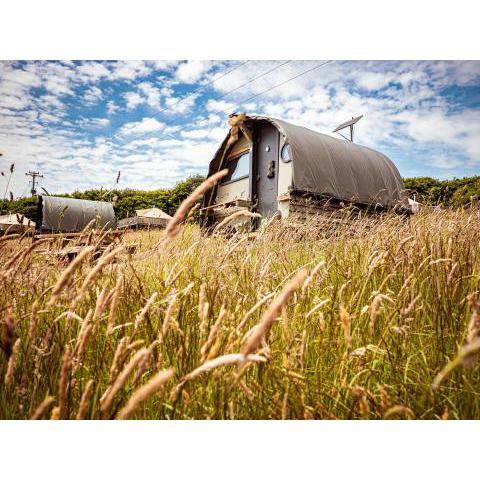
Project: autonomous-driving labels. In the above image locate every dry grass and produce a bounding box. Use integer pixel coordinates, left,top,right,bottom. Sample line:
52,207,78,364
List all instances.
1,206,480,419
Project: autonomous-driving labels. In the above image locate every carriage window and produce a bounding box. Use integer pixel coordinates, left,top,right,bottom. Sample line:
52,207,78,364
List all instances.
281,144,291,163
222,151,250,183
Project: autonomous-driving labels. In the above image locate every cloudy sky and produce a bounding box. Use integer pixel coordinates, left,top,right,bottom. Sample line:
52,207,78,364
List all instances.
0,60,479,197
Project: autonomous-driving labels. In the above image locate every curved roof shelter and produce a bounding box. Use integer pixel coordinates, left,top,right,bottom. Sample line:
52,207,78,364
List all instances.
37,196,116,232
207,115,407,209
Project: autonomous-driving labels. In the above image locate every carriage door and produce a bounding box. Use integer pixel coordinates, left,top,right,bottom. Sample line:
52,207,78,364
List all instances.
255,123,279,217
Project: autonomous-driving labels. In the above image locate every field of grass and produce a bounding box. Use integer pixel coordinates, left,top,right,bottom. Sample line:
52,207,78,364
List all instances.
1,205,480,419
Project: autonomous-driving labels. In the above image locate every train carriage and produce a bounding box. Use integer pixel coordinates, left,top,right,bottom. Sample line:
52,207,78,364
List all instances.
200,114,410,229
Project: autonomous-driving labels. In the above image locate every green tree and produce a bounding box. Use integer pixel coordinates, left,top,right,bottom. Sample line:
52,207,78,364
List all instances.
0,175,206,222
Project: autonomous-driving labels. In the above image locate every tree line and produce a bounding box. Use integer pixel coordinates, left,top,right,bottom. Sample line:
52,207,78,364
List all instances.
0,175,205,221
1,175,480,222
403,176,480,207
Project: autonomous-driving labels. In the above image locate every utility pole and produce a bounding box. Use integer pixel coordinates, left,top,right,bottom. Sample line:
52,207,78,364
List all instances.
25,170,43,196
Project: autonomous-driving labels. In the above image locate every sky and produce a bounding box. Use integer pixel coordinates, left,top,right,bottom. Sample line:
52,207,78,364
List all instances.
0,60,479,198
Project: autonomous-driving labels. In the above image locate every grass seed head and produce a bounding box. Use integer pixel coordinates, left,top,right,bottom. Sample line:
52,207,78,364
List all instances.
30,394,55,420
116,368,174,420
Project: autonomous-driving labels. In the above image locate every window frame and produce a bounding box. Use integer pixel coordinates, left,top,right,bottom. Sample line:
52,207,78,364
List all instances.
220,149,251,186
280,143,292,163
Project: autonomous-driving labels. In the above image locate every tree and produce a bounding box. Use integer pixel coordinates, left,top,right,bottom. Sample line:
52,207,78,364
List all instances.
0,175,207,221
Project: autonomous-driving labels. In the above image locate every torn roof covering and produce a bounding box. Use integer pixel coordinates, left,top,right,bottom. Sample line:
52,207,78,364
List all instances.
208,115,408,208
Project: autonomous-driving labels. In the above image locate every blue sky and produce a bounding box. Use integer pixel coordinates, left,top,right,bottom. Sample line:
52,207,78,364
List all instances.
0,60,479,197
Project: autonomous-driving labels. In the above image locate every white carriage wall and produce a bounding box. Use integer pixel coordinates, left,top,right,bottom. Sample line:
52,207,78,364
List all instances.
277,136,293,218
215,176,249,204
277,137,293,196
214,134,251,205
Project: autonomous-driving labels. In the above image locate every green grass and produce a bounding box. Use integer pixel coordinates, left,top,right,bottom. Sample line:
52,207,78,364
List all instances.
1,208,479,419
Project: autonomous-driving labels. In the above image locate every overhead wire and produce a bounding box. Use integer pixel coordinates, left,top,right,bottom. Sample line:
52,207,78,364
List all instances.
149,60,334,145
15,61,255,197
35,60,333,194
150,60,251,118
218,60,333,116
129,60,296,144
212,60,292,103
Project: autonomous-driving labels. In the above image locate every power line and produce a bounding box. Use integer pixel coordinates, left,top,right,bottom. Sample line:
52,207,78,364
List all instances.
151,60,251,118
117,61,293,145
150,60,290,122
56,61,251,139
219,60,333,116
213,60,292,102
132,61,334,147
110,60,254,145
97,62,250,182
146,60,291,135
43,60,332,183
39,60,302,144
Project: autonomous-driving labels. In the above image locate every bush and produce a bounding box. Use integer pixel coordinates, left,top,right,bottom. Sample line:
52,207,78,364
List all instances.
0,175,205,221
2,174,480,223
404,176,480,207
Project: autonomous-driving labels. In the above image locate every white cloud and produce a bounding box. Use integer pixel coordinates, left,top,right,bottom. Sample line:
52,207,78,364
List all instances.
395,109,480,159
181,128,210,139
43,77,73,96
0,66,41,89
111,61,152,81
0,65,40,110
356,72,393,91
122,83,166,110
163,93,198,114
1,60,479,197
39,112,61,124
428,156,465,169
78,117,110,128
118,117,165,136
83,86,103,104
194,113,221,127
77,61,111,82
38,94,64,110
175,60,212,83
206,99,234,113
124,91,144,110
107,100,119,115
0,95,30,110
147,60,179,72
40,63,76,96
181,126,227,142
138,82,161,108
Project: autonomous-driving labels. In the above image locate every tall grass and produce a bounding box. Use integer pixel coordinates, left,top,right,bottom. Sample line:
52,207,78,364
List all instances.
1,207,479,419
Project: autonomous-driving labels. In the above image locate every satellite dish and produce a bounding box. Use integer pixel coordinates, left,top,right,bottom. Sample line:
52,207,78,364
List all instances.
333,115,363,142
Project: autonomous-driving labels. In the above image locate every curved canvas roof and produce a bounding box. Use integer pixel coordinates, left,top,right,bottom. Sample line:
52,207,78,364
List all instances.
208,115,407,208
39,196,116,232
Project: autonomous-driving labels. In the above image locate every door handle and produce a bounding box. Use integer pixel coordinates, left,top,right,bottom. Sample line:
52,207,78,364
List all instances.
267,160,275,178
